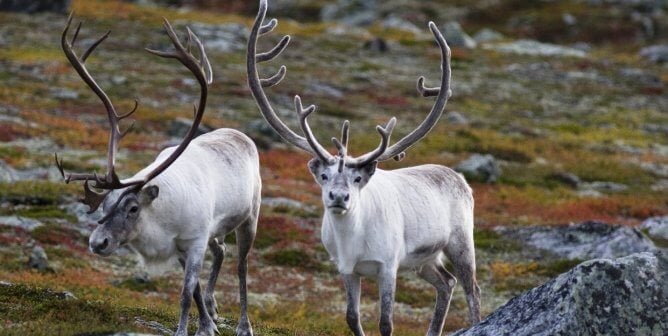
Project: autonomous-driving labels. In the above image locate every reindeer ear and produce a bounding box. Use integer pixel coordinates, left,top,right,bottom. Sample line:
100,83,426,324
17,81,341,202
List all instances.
139,185,159,204
362,161,378,177
308,158,322,175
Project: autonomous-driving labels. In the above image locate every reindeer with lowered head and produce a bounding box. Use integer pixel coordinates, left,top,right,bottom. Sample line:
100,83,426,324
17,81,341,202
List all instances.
247,1,481,335
56,15,260,336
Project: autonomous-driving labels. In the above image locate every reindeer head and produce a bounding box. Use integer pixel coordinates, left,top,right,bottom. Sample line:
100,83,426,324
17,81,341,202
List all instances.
247,0,452,216
56,15,212,255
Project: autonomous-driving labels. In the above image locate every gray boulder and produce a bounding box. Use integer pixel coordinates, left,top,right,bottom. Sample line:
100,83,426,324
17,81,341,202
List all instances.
641,216,668,243
186,22,249,53
452,252,667,336
639,44,668,63
455,154,501,183
484,40,586,58
442,22,477,49
504,221,656,260
28,245,49,272
0,0,70,13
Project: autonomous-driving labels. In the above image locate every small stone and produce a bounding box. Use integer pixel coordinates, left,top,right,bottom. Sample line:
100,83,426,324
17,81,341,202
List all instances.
473,28,504,43
363,37,388,53
446,111,469,125
382,15,421,35
167,117,211,138
28,245,49,272
0,216,44,231
641,216,668,242
49,88,79,100
484,40,587,58
0,159,19,182
455,154,501,183
579,181,628,193
442,21,477,49
548,172,581,188
639,44,668,63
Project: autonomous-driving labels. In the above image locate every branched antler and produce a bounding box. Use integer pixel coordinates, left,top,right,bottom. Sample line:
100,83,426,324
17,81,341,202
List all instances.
56,14,212,214
247,1,452,167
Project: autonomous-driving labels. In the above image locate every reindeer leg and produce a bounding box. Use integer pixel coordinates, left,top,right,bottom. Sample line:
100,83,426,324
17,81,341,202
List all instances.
235,217,257,336
418,262,457,336
342,273,365,336
176,243,218,336
446,239,481,325
205,238,225,321
378,268,397,336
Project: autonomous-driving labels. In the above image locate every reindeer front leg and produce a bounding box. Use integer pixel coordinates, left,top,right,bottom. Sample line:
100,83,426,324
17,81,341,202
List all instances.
343,274,365,336
177,243,218,336
378,269,397,336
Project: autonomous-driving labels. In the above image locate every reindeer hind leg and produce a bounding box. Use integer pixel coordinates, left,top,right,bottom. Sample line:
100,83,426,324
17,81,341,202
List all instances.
444,235,481,325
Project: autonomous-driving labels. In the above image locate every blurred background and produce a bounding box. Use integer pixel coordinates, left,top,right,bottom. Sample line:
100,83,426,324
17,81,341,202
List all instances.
0,0,666,335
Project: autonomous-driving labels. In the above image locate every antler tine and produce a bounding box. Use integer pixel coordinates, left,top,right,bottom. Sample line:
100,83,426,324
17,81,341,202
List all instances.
346,118,397,168
82,180,109,213
331,120,349,157
375,21,452,162
247,0,321,154
256,35,290,63
187,27,213,84
416,76,440,97
295,96,335,163
81,31,110,63
260,65,286,88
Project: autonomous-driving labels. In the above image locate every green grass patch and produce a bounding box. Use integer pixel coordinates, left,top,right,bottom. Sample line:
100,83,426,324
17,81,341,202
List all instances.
0,181,78,205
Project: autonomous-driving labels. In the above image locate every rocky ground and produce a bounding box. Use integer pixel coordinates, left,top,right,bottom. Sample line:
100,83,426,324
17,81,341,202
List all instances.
0,0,667,335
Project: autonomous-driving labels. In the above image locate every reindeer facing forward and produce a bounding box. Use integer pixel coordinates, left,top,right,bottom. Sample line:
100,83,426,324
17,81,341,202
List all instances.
56,15,259,336
247,1,481,335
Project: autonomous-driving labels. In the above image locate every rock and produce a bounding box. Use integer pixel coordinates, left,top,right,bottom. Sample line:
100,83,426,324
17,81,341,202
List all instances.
382,15,421,35
638,161,668,177
0,159,19,182
0,215,44,231
473,28,504,43
28,245,49,271
484,40,587,58
641,216,668,243
262,197,315,214
321,0,377,27
186,22,248,53
305,82,344,99
0,0,70,13
442,21,477,49
639,44,668,63
562,12,577,26
49,87,79,100
445,111,469,125
619,68,663,88
167,117,211,138
452,252,667,336
455,154,501,183
547,172,581,188
363,37,388,53
503,221,656,260
651,179,668,191
134,317,173,336
579,181,628,193
244,118,283,150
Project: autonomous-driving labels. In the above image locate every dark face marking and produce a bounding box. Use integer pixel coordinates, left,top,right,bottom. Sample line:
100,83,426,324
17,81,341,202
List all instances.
89,186,159,256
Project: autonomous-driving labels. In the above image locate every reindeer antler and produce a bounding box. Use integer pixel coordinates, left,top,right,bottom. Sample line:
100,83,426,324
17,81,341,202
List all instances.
56,15,212,214
247,1,452,167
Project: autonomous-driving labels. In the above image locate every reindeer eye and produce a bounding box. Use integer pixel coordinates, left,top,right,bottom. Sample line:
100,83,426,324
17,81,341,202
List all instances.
320,174,328,181
354,176,362,183
129,206,139,214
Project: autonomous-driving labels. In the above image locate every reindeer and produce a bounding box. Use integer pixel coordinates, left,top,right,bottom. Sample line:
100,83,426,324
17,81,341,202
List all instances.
246,1,481,335
56,15,260,336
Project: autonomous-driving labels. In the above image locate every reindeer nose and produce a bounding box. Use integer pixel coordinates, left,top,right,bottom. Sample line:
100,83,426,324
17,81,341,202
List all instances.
91,237,109,254
329,191,349,203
